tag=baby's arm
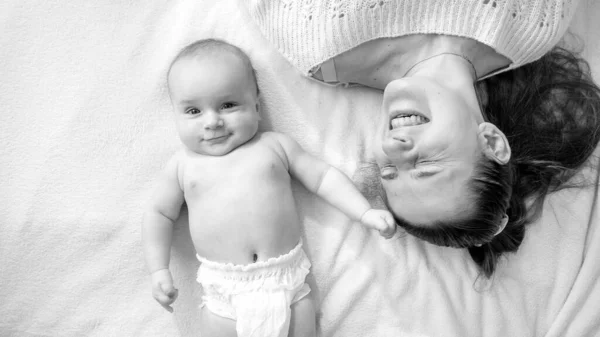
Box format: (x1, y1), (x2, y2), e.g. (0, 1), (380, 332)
(142, 154), (185, 312)
(274, 133), (396, 238)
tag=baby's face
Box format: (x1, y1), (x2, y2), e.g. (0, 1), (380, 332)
(168, 51), (260, 156)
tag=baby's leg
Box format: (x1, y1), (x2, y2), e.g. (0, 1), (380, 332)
(288, 293), (316, 337)
(199, 305), (236, 337)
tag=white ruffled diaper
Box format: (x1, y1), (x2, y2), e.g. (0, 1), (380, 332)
(196, 241), (311, 337)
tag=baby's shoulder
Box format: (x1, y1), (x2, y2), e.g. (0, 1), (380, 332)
(254, 131), (290, 164)
(167, 148), (200, 172)
(169, 149), (187, 165)
(257, 130), (284, 140)
(256, 131), (293, 147)
(254, 131), (286, 149)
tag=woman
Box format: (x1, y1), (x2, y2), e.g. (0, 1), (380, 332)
(249, 0), (600, 276)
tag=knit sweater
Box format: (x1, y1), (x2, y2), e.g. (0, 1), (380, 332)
(248, 0), (579, 78)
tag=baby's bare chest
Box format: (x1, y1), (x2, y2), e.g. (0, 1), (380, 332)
(181, 147), (290, 198)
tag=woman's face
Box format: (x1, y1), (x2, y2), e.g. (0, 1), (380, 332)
(374, 77), (484, 225)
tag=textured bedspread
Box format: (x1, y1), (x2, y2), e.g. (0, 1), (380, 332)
(1, 1), (599, 336)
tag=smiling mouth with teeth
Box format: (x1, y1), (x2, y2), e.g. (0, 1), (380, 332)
(390, 114), (430, 129)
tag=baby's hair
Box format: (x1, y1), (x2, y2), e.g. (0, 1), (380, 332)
(167, 38), (259, 95)
(392, 46), (600, 278)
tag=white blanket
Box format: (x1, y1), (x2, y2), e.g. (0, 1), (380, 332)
(1, 1), (599, 336)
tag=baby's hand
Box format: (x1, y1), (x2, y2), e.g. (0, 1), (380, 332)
(151, 269), (179, 313)
(360, 209), (397, 239)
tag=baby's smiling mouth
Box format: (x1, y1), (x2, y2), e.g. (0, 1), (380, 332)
(204, 134), (230, 142)
(390, 114), (430, 129)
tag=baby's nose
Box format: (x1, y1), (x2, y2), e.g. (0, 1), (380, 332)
(203, 112), (222, 129)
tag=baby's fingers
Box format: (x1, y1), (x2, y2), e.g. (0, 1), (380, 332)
(154, 288), (178, 312)
(153, 283), (178, 312)
(379, 213), (397, 239)
(155, 296), (173, 312)
(161, 282), (178, 299)
(380, 227), (396, 239)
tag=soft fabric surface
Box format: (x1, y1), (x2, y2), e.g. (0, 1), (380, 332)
(1, 1), (599, 336)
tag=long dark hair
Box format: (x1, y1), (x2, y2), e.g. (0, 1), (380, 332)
(398, 46), (600, 277)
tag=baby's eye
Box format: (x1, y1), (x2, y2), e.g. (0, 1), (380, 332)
(185, 108), (201, 115)
(221, 102), (237, 109)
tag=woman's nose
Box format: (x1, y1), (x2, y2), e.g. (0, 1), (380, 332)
(390, 135), (414, 150)
(382, 135), (414, 160)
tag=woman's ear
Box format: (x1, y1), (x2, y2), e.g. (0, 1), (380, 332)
(494, 214), (509, 236)
(478, 122), (511, 164)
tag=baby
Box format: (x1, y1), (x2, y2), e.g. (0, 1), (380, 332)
(142, 39), (396, 337)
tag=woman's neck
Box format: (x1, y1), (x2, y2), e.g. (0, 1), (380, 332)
(334, 34), (510, 90)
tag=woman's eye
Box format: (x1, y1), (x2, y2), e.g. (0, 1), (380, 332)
(415, 155), (434, 167)
(185, 108), (201, 115)
(414, 170), (427, 178)
(221, 102), (237, 109)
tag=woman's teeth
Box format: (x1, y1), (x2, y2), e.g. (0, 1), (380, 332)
(391, 115), (429, 129)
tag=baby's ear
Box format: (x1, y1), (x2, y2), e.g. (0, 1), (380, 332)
(478, 122), (511, 165)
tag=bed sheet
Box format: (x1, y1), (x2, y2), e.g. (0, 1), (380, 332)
(1, 0), (599, 336)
